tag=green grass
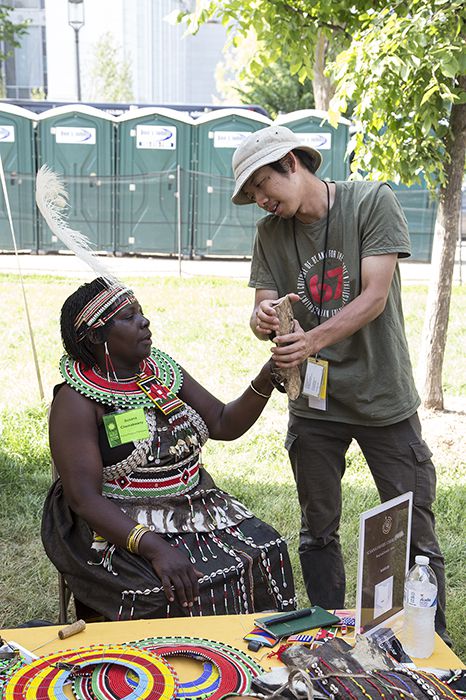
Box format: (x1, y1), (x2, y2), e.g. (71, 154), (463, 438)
(0, 273), (464, 661)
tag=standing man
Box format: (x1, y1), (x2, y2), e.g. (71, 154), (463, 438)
(231, 125), (448, 640)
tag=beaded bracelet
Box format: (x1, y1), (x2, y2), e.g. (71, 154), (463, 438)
(250, 380), (272, 399)
(126, 524), (151, 554)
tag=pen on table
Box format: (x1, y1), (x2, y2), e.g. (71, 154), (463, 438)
(259, 607), (316, 626)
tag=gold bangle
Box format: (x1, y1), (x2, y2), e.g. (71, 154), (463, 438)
(126, 524), (151, 554)
(250, 380), (272, 399)
(132, 525), (151, 553)
(127, 525), (150, 554)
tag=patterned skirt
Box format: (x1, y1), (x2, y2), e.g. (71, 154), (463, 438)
(41, 469), (296, 621)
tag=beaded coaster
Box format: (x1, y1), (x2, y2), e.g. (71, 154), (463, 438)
(128, 636), (264, 700)
(4, 644), (178, 700)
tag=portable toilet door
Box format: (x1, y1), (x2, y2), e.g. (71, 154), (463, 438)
(275, 110), (351, 181)
(36, 105), (115, 252)
(0, 104), (37, 251)
(391, 180), (437, 262)
(193, 109), (271, 257)
(115, 108), (194, 256)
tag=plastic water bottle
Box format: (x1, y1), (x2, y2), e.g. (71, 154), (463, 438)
(403, 555), (437, 658)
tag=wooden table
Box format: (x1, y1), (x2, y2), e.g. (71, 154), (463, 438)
(1, 612), (464, 671)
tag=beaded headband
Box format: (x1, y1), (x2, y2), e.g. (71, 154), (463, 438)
(74, 284), (137, 341)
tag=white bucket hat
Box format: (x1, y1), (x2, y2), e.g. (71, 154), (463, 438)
(231, 125), (322, 205)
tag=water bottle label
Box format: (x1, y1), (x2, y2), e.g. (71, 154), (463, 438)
(404, 589), (437, 608)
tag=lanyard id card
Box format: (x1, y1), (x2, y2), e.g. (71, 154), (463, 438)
(103, 408), (149, 448)
(303, 357), (329, 411)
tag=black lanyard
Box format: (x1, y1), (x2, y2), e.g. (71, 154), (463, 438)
(292, 180), (331, 326)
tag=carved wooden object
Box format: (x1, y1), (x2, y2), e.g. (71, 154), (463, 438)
(274, 296), (302, 400)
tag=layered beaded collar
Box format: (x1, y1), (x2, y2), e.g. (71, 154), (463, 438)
(60, 347), (183, 410)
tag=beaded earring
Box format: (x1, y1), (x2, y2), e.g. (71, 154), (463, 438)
(104, 341), (118, 384)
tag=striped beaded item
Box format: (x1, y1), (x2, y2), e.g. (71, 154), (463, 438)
(4, 644), (178, 700)
(127, 637), (264, 700)
(60, 348), (183, 410)
(74, 284), (136, 341)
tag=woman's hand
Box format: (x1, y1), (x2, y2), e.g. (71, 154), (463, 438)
(141, 534), (202, 608)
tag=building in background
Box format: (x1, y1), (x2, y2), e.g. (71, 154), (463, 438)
(1, 0), (47, 100)
(128, 0), (227, 104)
(1, 0), (227, 105)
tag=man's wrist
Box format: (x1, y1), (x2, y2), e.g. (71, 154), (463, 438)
(305, 328), (321, 358)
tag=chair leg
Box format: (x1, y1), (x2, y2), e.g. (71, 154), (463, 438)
(58, 572), (71, 625)
(74, 597), (106, 623)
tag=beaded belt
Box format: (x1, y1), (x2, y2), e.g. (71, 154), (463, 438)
(102, 457), (201, 499)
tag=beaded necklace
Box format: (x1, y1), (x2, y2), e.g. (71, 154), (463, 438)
(4, 644), (178, 700)
(60, 347), (183, 410)
(128, 636), (263, 700)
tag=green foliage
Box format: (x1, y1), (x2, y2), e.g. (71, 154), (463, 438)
(31, 86), (46, 101)
(185, 3), (350, 113)
(87, 31), (134, 102)
(329, 0), (465, 190)
(217, 37), (315, 118)
(0, 4), (30, 64)
(179, 0), (385, 92)
(181, 0), (464, 190)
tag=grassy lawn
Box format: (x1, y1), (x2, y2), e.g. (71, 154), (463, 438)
(0, 273), (464, 660)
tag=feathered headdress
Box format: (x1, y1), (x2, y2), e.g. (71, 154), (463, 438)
(35, 164), (116, 283)
(35, 165), (135, 341)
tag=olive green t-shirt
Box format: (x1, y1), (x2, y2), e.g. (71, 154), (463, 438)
(249, 180), (420, 426)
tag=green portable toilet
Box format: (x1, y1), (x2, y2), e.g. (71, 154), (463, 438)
(391, 181), (437, 262)
(192, 109), (271, 257)
(36, 105), (116, 252)
(0, 103), (37, 251)
(115, 108), (193, 255)
(275, 109), (351, 181)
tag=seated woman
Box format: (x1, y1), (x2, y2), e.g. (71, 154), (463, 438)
(42, 277), (295, 621)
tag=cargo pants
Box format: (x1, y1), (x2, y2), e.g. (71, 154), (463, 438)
(285, 412), (448, 640)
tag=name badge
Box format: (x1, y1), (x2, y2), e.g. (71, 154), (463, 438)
(303, 357), (329, 411)
(103, 408), (149, 448)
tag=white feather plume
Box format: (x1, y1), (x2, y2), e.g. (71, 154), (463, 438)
(35, 165), (117, 283)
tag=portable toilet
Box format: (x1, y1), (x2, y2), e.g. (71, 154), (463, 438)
(391, 181), (437, 262)
(275, 109), (351, 181)
(192, 108), (272, 257)
(0, 103), (37, 251)
(115, 108), (194, 255)
(36, 105), (116, 252)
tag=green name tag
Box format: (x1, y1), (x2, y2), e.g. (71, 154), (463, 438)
(103, 408), (150, 448)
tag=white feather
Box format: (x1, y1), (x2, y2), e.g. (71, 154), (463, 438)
(35, 165), (116, 283)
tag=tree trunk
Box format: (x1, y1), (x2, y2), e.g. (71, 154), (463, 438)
(312, 31), (335, 110)
(418, 75), (466, 409)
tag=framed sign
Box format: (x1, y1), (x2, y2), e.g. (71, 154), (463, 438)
(355, 492), (412, 635)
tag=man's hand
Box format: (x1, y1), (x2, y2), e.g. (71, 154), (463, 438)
(253, 292), (300, 338)
(271, 319), (314, 368)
